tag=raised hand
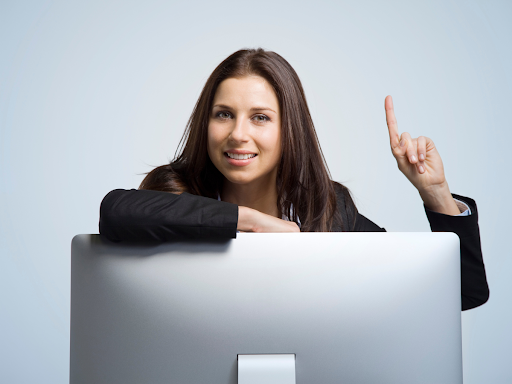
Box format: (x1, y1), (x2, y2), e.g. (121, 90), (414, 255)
(385, 95), (460, 215)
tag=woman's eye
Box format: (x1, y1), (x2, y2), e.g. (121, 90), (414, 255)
(216, 111), (231, 119)
(253, 115), (269, 122)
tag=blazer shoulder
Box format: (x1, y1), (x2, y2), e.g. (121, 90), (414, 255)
(331, 181), (358, 231)
(331, 181), (385, 232)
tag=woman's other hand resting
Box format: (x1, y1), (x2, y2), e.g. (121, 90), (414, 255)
(237, 206), (300, 233)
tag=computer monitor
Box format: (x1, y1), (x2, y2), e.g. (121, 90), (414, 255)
(70, 233), (462, 384)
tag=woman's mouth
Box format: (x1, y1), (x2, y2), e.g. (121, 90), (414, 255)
(224, 152), (257, 166)
(225, 152), (257, 160)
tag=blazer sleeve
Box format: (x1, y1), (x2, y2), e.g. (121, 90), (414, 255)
(423, 194), (489, 310)
(99, 189), (238, 242)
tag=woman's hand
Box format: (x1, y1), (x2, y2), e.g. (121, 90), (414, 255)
(385, 95), (461, 216)
(237, 206), (300, 232)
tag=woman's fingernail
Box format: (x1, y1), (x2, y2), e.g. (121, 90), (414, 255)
(400, 139), (405, 147)
(419, 165), (424, 173)
(411, 155), (417, 162)
(419, 154), (425, 161)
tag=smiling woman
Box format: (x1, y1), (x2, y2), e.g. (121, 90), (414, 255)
(129, 48), (345, 232)
(99, 48), (489, 310)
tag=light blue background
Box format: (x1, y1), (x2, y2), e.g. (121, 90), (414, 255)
(1, 1), (510, 383)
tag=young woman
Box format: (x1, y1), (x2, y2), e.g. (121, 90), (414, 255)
(99, 48), (488, 310)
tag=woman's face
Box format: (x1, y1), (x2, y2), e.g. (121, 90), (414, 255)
(208, 75), (281, 188)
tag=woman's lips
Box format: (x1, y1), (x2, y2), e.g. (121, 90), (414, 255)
(224, 152), (258, 166)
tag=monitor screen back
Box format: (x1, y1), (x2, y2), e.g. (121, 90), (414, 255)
(70, 233), (462, 384)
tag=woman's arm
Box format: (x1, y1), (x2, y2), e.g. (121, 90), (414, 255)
(99, 189), (238, 242)
(423, 194), (489, 310)
(99, 189), (299, 242)
(382, 96), (489, 310)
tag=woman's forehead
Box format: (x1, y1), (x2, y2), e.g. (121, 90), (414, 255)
(213, 76), (279, 113)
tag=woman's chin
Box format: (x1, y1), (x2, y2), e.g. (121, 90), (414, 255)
(223, 175), (257, 186)
(221, 171), (269, 187)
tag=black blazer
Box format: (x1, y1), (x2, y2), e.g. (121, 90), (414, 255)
(99, 188), (489, 311)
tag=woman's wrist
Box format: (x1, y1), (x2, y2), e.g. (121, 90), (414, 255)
(418, 182), (461, 216)
(237, 206), (255, 232)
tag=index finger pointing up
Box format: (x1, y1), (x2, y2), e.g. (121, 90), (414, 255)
(385, 95), (400, 149)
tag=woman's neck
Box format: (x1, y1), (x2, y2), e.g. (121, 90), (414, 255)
(221, 178), (279, 218)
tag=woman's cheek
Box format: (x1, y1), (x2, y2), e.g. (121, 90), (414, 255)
(206, 132), (217, 165)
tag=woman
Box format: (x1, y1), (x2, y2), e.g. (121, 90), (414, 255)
(99, 48), (488, 310)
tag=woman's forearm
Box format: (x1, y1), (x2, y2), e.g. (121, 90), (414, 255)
(418, 181), (461, 216)
(99, 189), (238, 241)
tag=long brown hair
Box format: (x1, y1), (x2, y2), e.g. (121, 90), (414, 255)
(140, 48), (357, 231)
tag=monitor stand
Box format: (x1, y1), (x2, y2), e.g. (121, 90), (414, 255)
(238, 354), (296, 384)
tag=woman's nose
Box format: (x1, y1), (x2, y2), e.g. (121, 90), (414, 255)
(229, 118), (250, 143)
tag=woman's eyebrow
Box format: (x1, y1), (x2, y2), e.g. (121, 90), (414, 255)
(212, 104), (277, 114)
(250, 107), (277, 113)
(212, 104), (233, 110)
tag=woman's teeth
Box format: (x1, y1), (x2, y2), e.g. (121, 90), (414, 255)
(226, 153), (256, 160)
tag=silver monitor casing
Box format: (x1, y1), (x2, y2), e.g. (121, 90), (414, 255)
(70, 233), (462, 384)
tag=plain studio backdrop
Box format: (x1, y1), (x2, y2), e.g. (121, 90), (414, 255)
(0, 1), (510, 383)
